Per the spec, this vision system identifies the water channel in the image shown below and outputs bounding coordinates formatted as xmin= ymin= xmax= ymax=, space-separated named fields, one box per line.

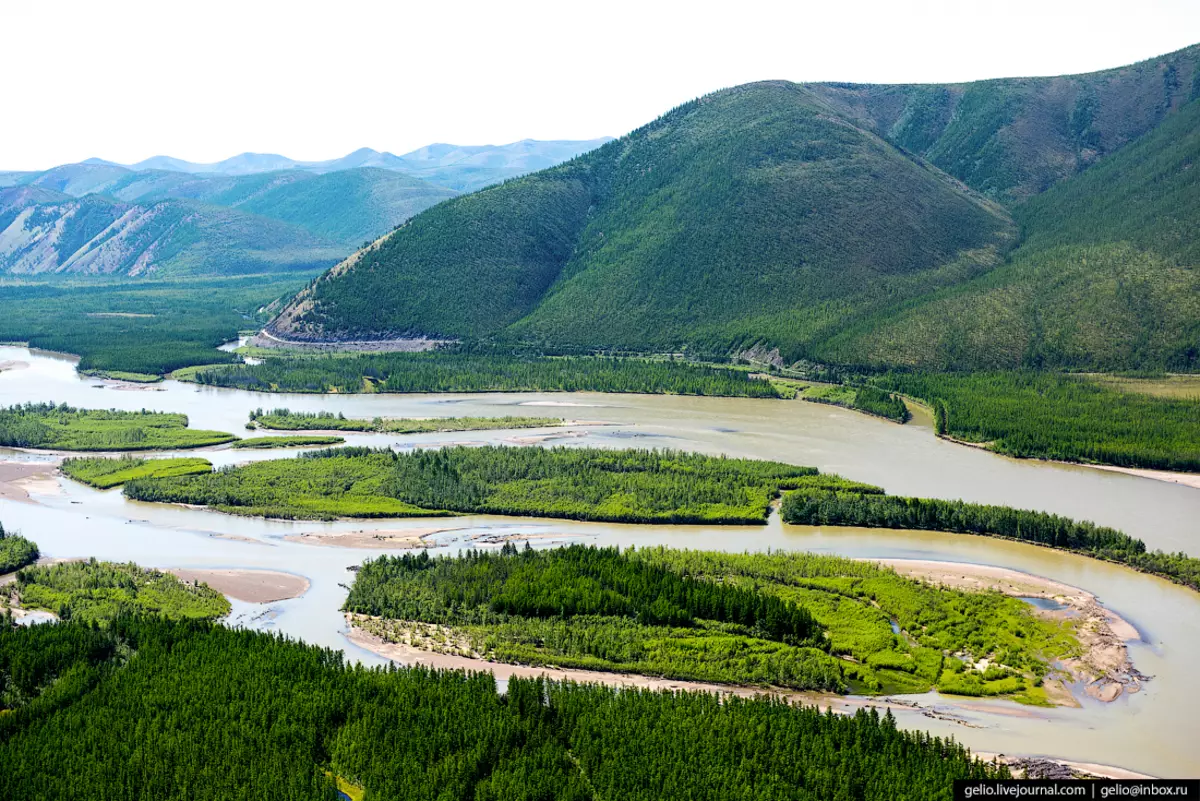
xmin=1 ymin=344 xmax=1197 ymax=775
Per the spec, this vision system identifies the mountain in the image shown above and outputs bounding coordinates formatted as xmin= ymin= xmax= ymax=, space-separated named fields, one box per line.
xmin=84 ymin=140 xmax=613 ymax=190
xmin=266 ymin=46 xmax=1200 ymax=372
xmin=394 ymin=139 xmax=616 ymax=191
xmin=817 ymin=96 xmax=1200 ymax=371
xmin=0 ymin=140 xmax=610 ymax=252
xmin=808 ymin=43 xmax=1200 ymax=203
xmin=267 ymin=82 xmax=1014 ymax=350
xmin=0 ymin=188 xmax=343 ymax=277
xmin=93 ymin=168 xmax=458 ymax=247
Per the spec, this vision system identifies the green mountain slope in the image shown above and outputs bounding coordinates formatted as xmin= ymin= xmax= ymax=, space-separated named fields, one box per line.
xmin=270 ymin=81 xmax=1014 ymax=354
xmin=0 ymin=189 xmax=344 ymax=277
xmin=807 ymin=43 xmax=1200 ymax=202
xmin=820 ymin=97 xmax=1200 ymax=371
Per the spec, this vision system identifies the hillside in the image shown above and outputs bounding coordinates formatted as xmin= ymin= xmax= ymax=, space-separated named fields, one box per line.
xmin=269 ymin=81 xmax=1015 ymax=354
xmin=0 ymin=189 xmax=344 ymax=277
xmin=807 ymin=43 xmax=1200 ymax=203
xmin=819 ymin=97 xmax=1200 ymax=371
xmin=266 ymin=46 xmax=1200 ymax=370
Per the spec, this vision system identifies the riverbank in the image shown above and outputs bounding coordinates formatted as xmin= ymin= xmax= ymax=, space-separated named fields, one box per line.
xmin=346 ymin=616 xmax=1155 ymax=782
xmin=877 ymin=559 xmax=1144 ymax=703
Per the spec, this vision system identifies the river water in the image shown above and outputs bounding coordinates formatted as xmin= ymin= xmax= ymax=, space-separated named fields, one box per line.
xmin=1 ymin=344 xmax=1197 ymax=776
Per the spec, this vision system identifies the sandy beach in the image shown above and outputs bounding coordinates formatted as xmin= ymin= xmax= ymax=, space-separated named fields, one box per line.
xmin=0 ymin=461 xmax=62 ymax=503
xmin=1072 ymin=463 xmax=1200 ymax=490
xmin=166 ymin=568 xmax=310 ymax=603
xmin=877 ymin=559 xmax=1144 ymax=703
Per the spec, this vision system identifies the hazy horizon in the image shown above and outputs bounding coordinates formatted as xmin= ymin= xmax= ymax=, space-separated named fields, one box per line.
xmin=3 ymin=0 xmax=1198 ymax=171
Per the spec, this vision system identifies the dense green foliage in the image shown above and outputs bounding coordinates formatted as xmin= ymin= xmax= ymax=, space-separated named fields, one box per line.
xmin=876 ymin=372 xmax=1200 ymax=471
xmin=269 ymin=82 xmax=1011 ymax=359
xmin=231 ymin=435 xmax=345 ymax=449
xmin=808 ymin=44 xmax=1199 ymax=203
xmin=189 ymin=352 xmax=783 ymax=396
xmin=851 ymin=387 xmax=911 ymax=422
xmin=0 ymin=403 xmax=235 ymax=451
xmin=351 ymin=546 xmax=1075 ymax=701
xmin=781 ymin=486 xmax=1200 ymax=591
xmin=0 ymin=274 xmax=312 ymax=374
xmin=251 ymin=408 xmax=565 ymax=433
xmin=61 ymin=456 xmax=214 ymax=488
xmin=14 ymin=560 xmax=230 ymax=624
xmin=123 ymin=445 xmax=861 ymax=523
xmin=259 ymin=49 xmax=1200 ymax=375
xmin=788 ymin=382 xmax=910 ymax=423
xmin=819 ymin=97 xmax=1200 ymax=372
xmin=0 ymin=617 xmax=1006 ymax=800
xmin=349 ymin=545 xmax=821 ymax=643
xmin=0 ymin=523 xmax=38 ymax=574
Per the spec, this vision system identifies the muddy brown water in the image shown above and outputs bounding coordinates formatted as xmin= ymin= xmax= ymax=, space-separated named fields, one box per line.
xmin=1 ymin=344 xmax=1198 ymax=776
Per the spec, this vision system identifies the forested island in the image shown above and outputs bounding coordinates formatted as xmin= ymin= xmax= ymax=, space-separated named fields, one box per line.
xmin=61 ymin=456 xmax=215 ymax=488
xmin=10 ymin=559 xmax=230 ymax=624
xmin=183 ymin=352 xmax=783 ymax=397
xmin=0 ymin=403 xmax=235 ymax=452
xmin=121 ymin=445 xmax=871 ymax=522
xmin=231 ymin=434 xmax=346 ymax=449
xmin=782 ymin=485 xmax=1200 ymax=590
xmin=347 ymin=545 xmax=1075 ymax=702
xmin=250 ymin=408 xmax=566 ymax=433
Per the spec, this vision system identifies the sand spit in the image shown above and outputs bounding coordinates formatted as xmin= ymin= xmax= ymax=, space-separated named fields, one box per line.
xmin=0 ymin=461 xmax=62 ymax=503
xmin=878 ymin=559 xmax=1144 ymax=703
xmin=976 ymin=752 xmax=1155 ymax=781
xmin=1072 ymin=463 xmax=1200 ymax=490
xmin=0 ymin=360 xmax=30 ymax=373
xmin=285 ymin=527 xmax=458 ymax=549
xmin=167 ymin=569 xmax=310 ymax=603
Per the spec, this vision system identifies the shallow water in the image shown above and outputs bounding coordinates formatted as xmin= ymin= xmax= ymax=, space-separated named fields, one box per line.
xmin=1 ymin=344 xmax=1198 ymax=775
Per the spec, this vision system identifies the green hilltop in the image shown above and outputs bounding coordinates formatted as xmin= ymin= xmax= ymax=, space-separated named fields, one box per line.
xmin=267 ymin=45 xmax=1200 ymax=372
xmin=270 ymin=81 xmax=1015 ymax=354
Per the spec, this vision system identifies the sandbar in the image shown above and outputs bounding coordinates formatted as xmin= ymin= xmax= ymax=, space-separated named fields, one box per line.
xmin=285 ymin=526 xmax=457 ymax=549
xmin=167 ymin=568 xmax=310 ymax=603
xmin=0 ymin=461 xmax=62 ymax=503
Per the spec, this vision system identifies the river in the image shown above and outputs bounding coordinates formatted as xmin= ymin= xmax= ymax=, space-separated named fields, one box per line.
xmin=1 ymin=343 xmax=1197 ymax=776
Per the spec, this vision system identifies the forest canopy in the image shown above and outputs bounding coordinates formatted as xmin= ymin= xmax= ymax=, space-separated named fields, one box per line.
xmin=0 ymin=616 xmax=1008 ymax=800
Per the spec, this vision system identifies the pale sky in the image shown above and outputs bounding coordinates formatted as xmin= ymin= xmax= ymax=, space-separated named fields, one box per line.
xmin=3 ymin=0 xmax=1199 ymax=171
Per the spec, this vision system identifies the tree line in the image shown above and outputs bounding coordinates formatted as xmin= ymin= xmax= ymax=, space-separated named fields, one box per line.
xmin=188 ymin=352 xmax=784 ymax=398
xmin=875 ymin=372 xmax=1200 ymax=472
xmin=346 ymin=544 xmax=821 ymax=645
xmin=0 ymin=523 xmax=38 ymax=574
xmin=123 ymin=445 xmax=845 ymax=524
xmin=781 ymin=488 xmax=1200 ymax=591
xmin=0 ymin=616 xmax=1007 ymax=799
xmin=0 ymin=402 xmax=234 ymax=452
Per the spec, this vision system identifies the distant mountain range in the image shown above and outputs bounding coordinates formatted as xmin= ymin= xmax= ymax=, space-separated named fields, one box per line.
xmin=0 ymin=139 xmax=610 ymax=277
xmin=268 ymin=44 xmax=1200 ymax=373
xmin=68 ymin=139 xmax=613 ymax=190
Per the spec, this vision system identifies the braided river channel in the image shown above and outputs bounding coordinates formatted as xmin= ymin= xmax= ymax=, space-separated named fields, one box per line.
xmin=1 ymin=344 xmax=1197 ymax=776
